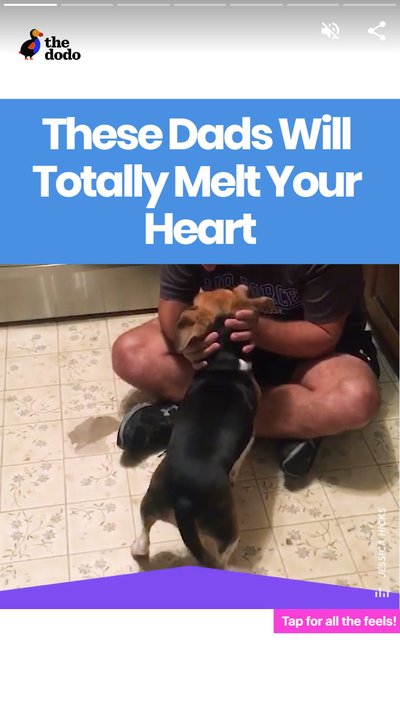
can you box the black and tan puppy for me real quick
[131,287,273,568]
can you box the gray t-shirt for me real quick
[159,265,366,335]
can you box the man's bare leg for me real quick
[112,318,192,402]
[112,318,380,472]
[254,353,380,440]
[254,353,380,481]
[113,318,379,436]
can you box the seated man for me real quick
[112,264,380,480]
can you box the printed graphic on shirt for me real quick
[202,272,302,315]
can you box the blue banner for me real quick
[1,99,399,263]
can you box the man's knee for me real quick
[112,328,148,384]
[339,377,381,429]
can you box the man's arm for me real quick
[253,314,348,359]
[159,296,348,360]
[261,264,361,357]
[229,265,363,358]
[158,298,188,345]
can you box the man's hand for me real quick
[181,331,220,370]
[224,310,261,354]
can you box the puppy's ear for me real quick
[247,296,275,313]
[174,307,213,352]
[233,286,274,314]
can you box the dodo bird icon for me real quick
[19,29,44,60]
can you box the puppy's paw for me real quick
[131,534,150,558]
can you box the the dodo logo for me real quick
[19,29,82,61]
[19,29,43,60]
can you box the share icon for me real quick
[368,21,386,41]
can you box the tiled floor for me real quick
[0,316,399,593]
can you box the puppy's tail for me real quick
[174,497,215,568]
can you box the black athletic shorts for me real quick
[250,328,380,387]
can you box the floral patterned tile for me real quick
[362,420,399,465]
[61,380,117,419]
[58,319,109,352]
[338,511,399,572]
[0,329,6,359]
[229,529,287,578]
[372,382,399,422]
[127,452,165,496]
[69,546,137,581]
[4,386,61,425]
[360,567,399,594]
[60,349,113,384]
[62,415,120,459]
[2,421,63,466]
[6,354,60,390]
[0,506,67,562]
[235,480,270,531]
[65,453,129,503]
[0,556,69,591]
[258,477,334,527]
[1,460,65,511]
[306,573,363,588]
[273,520,357,580]
[314,430,375,472]
[6,324,58,358]
[67,496,135,555]
[250,439,282,479]
[320,465,398,518]
[379,464,399,505]
[71,540,195,579]
[106,314,155,346]
[131,495,181,544]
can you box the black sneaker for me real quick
[117,402,178,453]
[280,438,322,479]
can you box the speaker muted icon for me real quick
[368,21,386,41]
[321,22,340,40]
